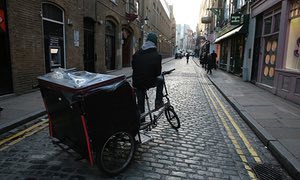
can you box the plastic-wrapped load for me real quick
[40,68,117,89]
[37,68,139,161]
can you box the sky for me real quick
[166,0,201,31]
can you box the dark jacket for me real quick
[132,48,162,89]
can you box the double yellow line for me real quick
[0,119,48,151]
[197,69,262,179]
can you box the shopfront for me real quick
[276,0,300,104]
[215,24,247,76]
[260,7,281,87]
[251,0,300,105]
[0,0,12,95]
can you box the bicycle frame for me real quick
[139,74,170,129]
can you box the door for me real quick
[105,21,116,70]
[251,15,263,83]
[122,28,132,67]
[84,18,95,72]
[0,0,13,95]
[251,37,260,82]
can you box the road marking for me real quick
[195,68,259,179]
[202,74,262,164]
[192,59,261,164]
[0,119,48,151]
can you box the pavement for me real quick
[0,57,299,179]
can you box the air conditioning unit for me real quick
[201,17,212,24]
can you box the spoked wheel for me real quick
[97,131,135,176]
[165,106,180,129]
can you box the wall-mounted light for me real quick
[67,18,73,26]
[97,20,103,25]
[144,16,149,25]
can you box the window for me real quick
[111,0,117,5]
[273,13,281,32]
[264,17,272,34]
[285,1,300,71]
[261,8,281,86]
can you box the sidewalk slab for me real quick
[207,69,300,179]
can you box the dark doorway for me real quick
[105,21,116,70]
[122,28,132,67]
[251,15,263,83]
[42,3,64,73]
[0,0,13,95]
[251,37,260,83]
[84,18,95,72]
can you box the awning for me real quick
[214,25,243,43]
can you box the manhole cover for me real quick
[252,163,285,180]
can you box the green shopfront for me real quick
[214,15,249,76]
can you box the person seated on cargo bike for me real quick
[132,32,164,123]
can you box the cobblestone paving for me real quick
[0,59,292,179]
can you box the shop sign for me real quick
[230,14,241,25]
[0,9,6,32]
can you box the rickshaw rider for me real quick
[132,32,164,122]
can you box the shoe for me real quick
[155,100,164,110]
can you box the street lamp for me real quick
[144,16,149,25]
[140,16,149,47]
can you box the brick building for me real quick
[0,0,173,96]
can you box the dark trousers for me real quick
[207,65,212,74]
[136,76,164,120]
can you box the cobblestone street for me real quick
[0,59,293,179]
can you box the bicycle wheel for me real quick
[165,106,180,129]
[97,131,135,175]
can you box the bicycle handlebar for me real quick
[162,68,175,75]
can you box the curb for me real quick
[207,75,300,180]
[0,110,46,134]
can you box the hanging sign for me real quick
[230,14,241,25]
[0,9,6,32]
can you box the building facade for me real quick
[0,0,174,96]
[198,0,300,105]
[141,0,174,58]
[249,0,300,105]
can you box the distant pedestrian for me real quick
[186,53,190,63]
[204,52,208,71]
[211,50,217,70]
[207,54,212,74]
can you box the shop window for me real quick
[262,35,277,86]
[285,1,300,71]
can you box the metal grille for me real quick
[252,164,285,180]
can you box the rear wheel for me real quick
[96,131,135,175]
[165,106,180,129]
